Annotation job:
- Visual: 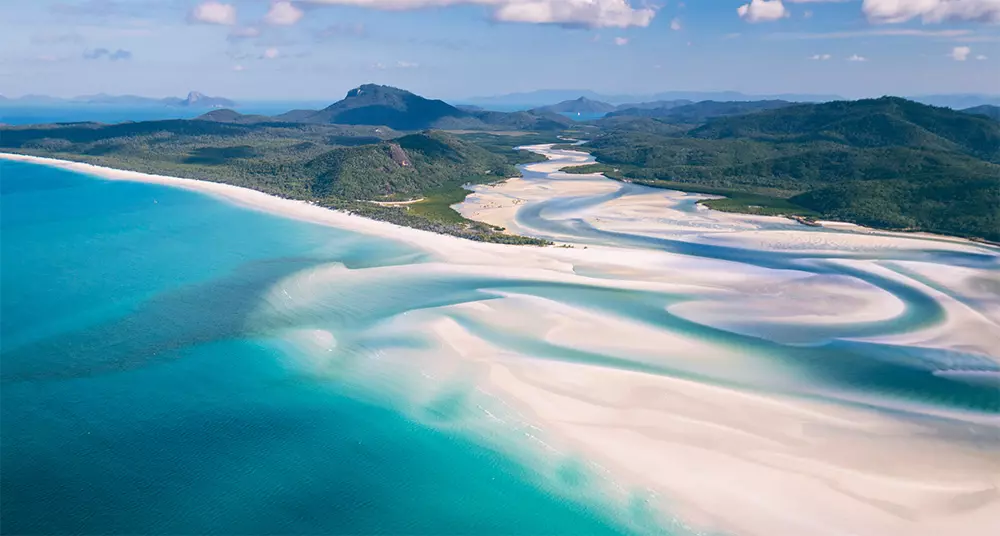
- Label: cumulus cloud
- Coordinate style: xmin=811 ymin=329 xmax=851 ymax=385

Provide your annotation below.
xmin=264 ymin=1 xmax=305 ymax=25
xmin=847 ymin=54 xmax=867 ymax=61
xmin=83 ymin=48 xmax=132 ymax=61
xmin=809 ymin=53 xmax=831 ymax=60
xmin=738 ymin=0 xmax=788 ymax=23
xmin=670 ymin=17 xmax=681 ymax=30
xmin=951 ymin=45 xmax=972 ymax=60
xmin=862 ymin=0 xmax=1000 ymax=24
xmin=300 ymin=0 xmax=655 ymax=28
xmin=614 ymin=36 xmax=629 ymax=45
xmin=189 ymin=1 xmax=237 ymax=25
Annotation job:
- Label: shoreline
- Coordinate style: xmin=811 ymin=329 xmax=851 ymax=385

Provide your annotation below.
xmin=3 ymin=149 xmax=991 ymax=253
xmin=5 ymin=150 xmax=1000 ymax=536
xmin=553 ymin=147 xmax=999 ymax=249
xmin=0 ymin=152 xmax=529 ymax=258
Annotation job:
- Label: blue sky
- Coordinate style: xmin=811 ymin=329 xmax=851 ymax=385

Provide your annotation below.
xmin=1 ymin=0 xmax=998 ymax=100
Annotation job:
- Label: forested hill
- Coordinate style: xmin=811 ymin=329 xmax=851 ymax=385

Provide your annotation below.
xmin=606 ymin=100 xmax=793 ymax=122
xmin=566 ymin=97 xmax=1000 ymax=242
xmin=0 ymin=119 xmax=555 ymax=244
xmin=962 ymin=105 xmax=1000 ymax=122
xmin=261 ymin=84 xmax=572 ymax=131
xmin=689 ymin=97 xmax=1000 ymax=162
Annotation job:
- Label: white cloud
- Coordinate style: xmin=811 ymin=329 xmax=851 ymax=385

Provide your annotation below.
xmin=190 ymin=1 xmax=237 ymax=25
xmin=862 ymin=0 xmax=1000 ymax=24
xmin=396 ymin=60 xmax=419 ymax=68
xmin=951 ymin=45 xmax=972 ymax=60
xmin=738 ymin=0 xmax=788 ymax=23
xmin=976 ymin=54 xmax=989 ymax=59
xmin=670 ymin=17 xmax=682 ymax=30
xmin=262 ymin=47 xmax=280 ymax=59
xmin=300 ymin=0 xmax=655 ymax=28
xmin=264 ymin=1 xmax=305 ymax=25
xmin=809 ymin=53 xmax=831 ymax=60
xmin=233 ymin=64 xmax=246 ymax=71
xmin=614 ymin=36 xmax=629 ymax=45
xmin=847 ymin=54 xmax=867 ymax=61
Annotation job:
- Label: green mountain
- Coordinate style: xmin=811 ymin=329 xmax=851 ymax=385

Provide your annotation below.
xmin=0 ymin=119 xmax=554 ymax=243
xmin=265 ymin=84 xmax=572 ymax=131
xmin=304 ymin=131 xmax=517 ymax=199
xmin=689 ymin=97 xmax=1000 ymax=161
xmin=607 ymin=100 xmax=793 ymax=122
xmin=277 ymin=84 xmax=467 ymax=129
xmin=569 ymin=97 xmax=1000 ymax=241
xmin=962 ymin=105 xmax=1000 ymax=122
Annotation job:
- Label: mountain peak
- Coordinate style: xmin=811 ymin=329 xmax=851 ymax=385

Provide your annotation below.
xmin=345 ymin=84 xmax=408 ymax=99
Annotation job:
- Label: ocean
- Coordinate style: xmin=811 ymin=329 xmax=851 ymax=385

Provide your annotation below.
xmin=3 ymin=148 xmax=998 ymax=535
xmin=0 ymin=161 xmax=649 ymax=535
xmin=0 ymin=102 xmax=332 ymax=125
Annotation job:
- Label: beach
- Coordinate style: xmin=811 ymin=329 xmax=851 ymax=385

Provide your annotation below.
xmin=3 ymin=148 xmax=999 ymax=536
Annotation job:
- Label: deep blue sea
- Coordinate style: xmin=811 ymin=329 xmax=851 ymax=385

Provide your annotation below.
xmin=0 ymin=161 xmax=638 ymax=535
xmin=0 ymin=102 xmax=331 ymax=125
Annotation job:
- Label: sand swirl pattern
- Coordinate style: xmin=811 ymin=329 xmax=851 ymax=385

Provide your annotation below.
xmin=3 ymin=150 xmax=999 ymax=535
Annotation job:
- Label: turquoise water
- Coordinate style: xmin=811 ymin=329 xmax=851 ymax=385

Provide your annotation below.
xmin=4 ymin=156 xmax=999 ymax=535
xmin=0 ymin=161 xmax=645 ymax=535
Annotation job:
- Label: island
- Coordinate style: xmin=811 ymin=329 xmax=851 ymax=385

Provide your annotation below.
xmin=3 ymin=85 xmax=998 ymax=243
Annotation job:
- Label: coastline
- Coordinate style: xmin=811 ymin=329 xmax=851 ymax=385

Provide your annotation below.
xmin=554 ymin=147 xmax=999 ymax=248
xmin=4 ymin=150 xmax=1000 ymax=536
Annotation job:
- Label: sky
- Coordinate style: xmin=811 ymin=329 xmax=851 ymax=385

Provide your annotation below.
xmin=1 ymin=0 xmax=998 ymax=101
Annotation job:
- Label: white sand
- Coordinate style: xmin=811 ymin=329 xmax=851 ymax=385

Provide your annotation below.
xmin=5 ymin=150 xmax=999 ymax=536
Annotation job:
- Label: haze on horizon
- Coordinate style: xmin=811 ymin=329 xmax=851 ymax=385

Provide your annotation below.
xmin=1 ymin=0 xmax=998 ymax=101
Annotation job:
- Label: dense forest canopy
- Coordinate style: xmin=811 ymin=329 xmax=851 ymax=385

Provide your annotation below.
xmin=2 ymin=88 xmax=997 ymax=243
xmin=567 ymin=97 xmax=1000 ymax=241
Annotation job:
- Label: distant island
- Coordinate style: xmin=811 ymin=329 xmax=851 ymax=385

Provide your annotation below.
xmin=2 ymin=84 xmax=998 ymax=243
xmin=0 ymin=91 xmax=236 ymax=108
xmin=531 ymin=97 xmax=618 ymax=115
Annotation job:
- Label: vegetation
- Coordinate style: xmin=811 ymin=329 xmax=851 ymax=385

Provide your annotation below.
xmin=7 ymin=90 xmax=997 ymax=243
xmin=0 ymin=119 xmax=556 ymax=245
xmin=962 ymin=105 xmax=1000 ymax=122
xmin=248 ymin=84 xmax=574 ymax=131
xmin=606 ymin=100 xmax=794 ymax=123
xmin=565 ymin=97 xmax=1000 ymax=241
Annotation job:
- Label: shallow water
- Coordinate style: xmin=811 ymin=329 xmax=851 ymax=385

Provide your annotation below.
xmin=0 ymin=161 xmax=653 ymax=535
xmin=3 ymin=148 xmax=999 ymax=535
